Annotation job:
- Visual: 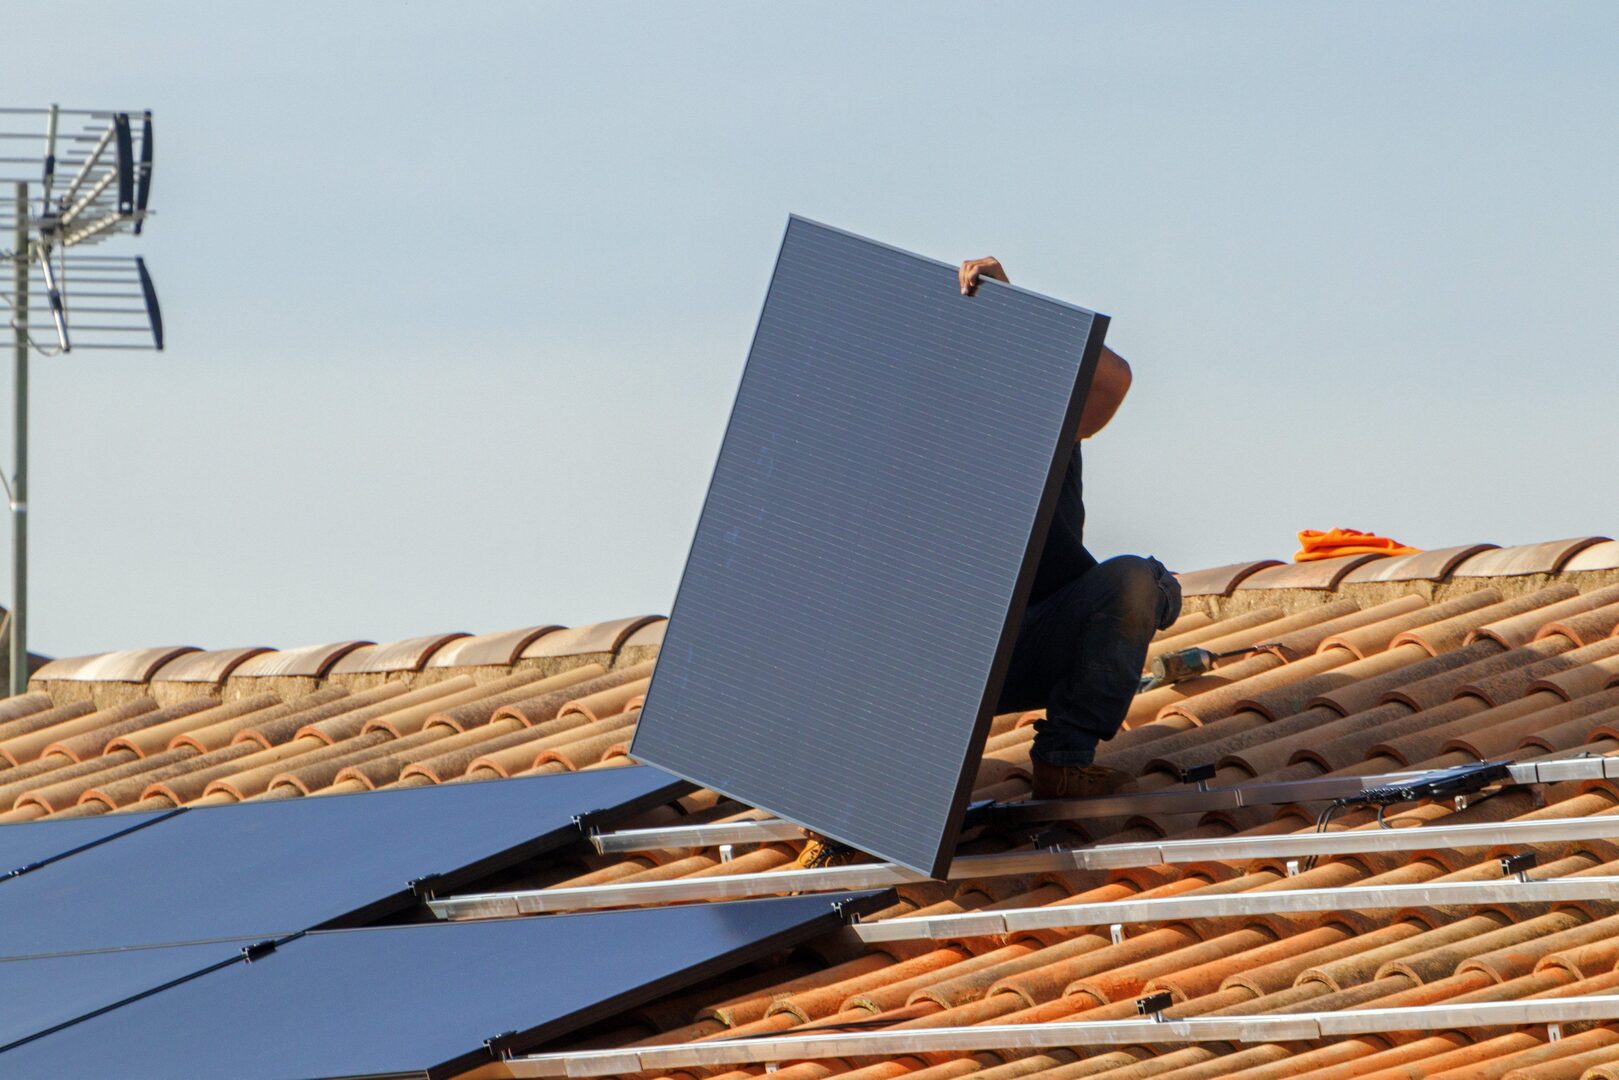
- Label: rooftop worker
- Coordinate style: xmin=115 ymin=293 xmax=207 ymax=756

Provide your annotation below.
xmin=960 ymin=257 xmax=1182 ymax=800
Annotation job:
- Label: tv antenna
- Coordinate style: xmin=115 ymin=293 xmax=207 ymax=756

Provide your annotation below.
xmin=0 ymin=105 xmax=163 ymax=695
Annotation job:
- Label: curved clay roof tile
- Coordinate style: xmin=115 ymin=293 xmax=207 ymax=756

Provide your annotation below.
xmin=1341 ymin=544 xmax=1500 ymax=584
xmin=426 ymin=626 xmax=563 ymax=668
xmin=33 ymin=646 xmax=201 ymax=684
xmin=1451 ymin=536 xmax=1611 ymax=578
xmin=233 ymin=641 xmax=372 ymax=679
xmin=1235 ymin=554 xmax=1387 ymax=592
xmin=520 ymin=616 xmax=665 ymax=659
xmin=1174 ymin=560 xmax=1283 ymax=598
xmin=327 ymin=633 xmax=471 ymax=675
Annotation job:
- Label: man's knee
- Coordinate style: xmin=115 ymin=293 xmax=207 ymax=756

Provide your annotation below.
xmin=1093 ymin=555 xmax=1181 ymax=633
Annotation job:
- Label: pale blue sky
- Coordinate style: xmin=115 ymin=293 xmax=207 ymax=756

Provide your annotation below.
xmin=8 ymin=2 xmax=1618 ymax=657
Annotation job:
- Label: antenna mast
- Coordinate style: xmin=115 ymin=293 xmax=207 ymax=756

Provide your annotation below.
xmin=0 ymin=105 xmax=163 ymax=695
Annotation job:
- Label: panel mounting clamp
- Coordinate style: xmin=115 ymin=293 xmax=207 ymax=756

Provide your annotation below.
xmin=408 ymin=873 xmax=445 ymax=900
xmin=1137 ymin=991 xmax=1174 ymax=1022
xmin=485 ymin=1030 xmax=521 ymax=1059
xmin=240 ymin=939 xmax=277 ymax=963
xmin=1500 ymin=852 xmax=1537 ymax=883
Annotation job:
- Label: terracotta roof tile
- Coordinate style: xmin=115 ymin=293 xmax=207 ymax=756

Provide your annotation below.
xmin=1341 ymin=543 xmax=1501 ymax=583
xmin=149 ymin=647 xmax=273 ymax=684
xmin=32 ymin=646 xmax=200 ymax=683
xmin=325 ymin=633 xmax=471 ymax=675
xmin=1451 ymin=536 xmax=1613 ymax=577
xmin=1174 ymin=560 xmax=1283 ymax=597
xmin=1565 ymin=539 xmax=1619 ymax=573
xmin=232 ymin=640 xmax=372 ymax=678
xmin=519 ymin=616 xmax=664 ymax=658
xmin=18 ymin=552 xmax=1619 ymax=1076
xmin=425 ymin=626 xmax=562 ymax=668
xmin=1234 ymin=554 xmax=1389 ymax=591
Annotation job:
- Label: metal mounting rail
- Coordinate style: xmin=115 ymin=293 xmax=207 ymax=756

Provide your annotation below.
xmin=496 ymin=996 xmax=1619 ymax=1076
xmin=429 ymin=813 xmax=1619 ymax=918
xmin=851 ymin=875 xmax=1619 ymax=942
xmin=584 ymin=757 xmax=1619 ymax=854
xmin=590 ymin=818 xmax=804 ymax=853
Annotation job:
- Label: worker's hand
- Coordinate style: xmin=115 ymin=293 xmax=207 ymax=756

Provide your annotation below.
xmin=958 ymin=257 xmax=1009 ymax=296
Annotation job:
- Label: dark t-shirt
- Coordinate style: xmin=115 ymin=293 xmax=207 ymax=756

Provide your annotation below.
xmin=1027 ymin=442 xmax=1097 ymax=606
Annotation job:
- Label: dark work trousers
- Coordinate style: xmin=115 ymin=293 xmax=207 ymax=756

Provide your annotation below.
xmin=998 ymin=555 xmax=1182 ymax=766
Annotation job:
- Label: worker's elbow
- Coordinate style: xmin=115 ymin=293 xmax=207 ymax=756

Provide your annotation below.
xmin=1073 ymin=349 xmax=1131 ymax=440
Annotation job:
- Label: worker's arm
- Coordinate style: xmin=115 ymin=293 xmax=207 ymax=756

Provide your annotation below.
xmin=958 ymin=257 xmax=1131 ymax=440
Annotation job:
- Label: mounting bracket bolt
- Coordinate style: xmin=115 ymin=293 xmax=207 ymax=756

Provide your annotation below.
xmin=1181 ymin=763 xmax=1216 ymax=792
xmin=408 ymin=873 xmax=444 ymax=900
xmin=241 ymin=939 xmax=278 ymax=963
xmin=1500 ymin=852 xmax=1537 ymax=883
xmin=1136 ymin=991 xmax=1174 ymax=1022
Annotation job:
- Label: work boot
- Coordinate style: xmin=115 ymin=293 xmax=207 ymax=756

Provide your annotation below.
xmin=791 ymin=832 xmax=866 ymax=870
xmin=1031 ymin=760 xmax=1132 ymax=800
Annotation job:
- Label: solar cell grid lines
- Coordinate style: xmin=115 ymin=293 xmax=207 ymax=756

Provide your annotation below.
xmin=632 ymin=217 xmax=1108 ymax=876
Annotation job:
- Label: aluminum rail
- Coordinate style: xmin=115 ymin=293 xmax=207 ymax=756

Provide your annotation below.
xmin=852 ymin=875 xmax=1619 ymax=942
xmin=429 ymin=813 xmax=1619 ymax=918
xmin=584 ymin=757 xmax=1619 ymax=855
xmin=497 ymin=996 xmax=1619 ymax=1076
xmin=590 ymin=818 xmax=804 ymax=853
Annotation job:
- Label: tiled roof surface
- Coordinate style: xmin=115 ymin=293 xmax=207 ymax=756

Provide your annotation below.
xmin=13 ymin=535 xmax=1619 ymax=1078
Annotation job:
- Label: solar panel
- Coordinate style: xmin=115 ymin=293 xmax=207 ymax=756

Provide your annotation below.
xmin=0 ymin=935 xmax=259 ymax=1049
xmin=0 ymin=767 xmax=687 ymax=956
xmin=0 ymin=808 xmax=176 ymax=881
xmin=631 ymin=217 xmax=1108 ymax=876
xmin=0 ymin=893 xmax=883 ymax=1078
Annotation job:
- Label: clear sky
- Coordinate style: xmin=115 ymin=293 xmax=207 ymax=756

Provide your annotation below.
xmin=7 ymin=2 xmax=1618 ymax=657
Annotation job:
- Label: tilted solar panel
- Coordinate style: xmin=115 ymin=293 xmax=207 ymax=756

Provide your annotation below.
xmin=0 ymin=767 xmax=687 ymax=957
xmin=0 ymin=893 xmax=883 ymax=1078
xmin=632 ymin=217 xmax=1108 ymax=876
xmin=0 ymin=807 xmax=176 ymax=881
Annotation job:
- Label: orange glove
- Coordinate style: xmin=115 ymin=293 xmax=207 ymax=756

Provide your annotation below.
xmin=1294 ymin=528 xmax=1421 ymax=563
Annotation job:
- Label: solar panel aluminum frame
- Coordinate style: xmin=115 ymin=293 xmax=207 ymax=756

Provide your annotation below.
xmin=632 ymin=216 xmax=1109 ymax=878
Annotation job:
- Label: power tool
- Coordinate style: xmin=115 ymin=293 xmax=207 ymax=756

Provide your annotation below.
xmin=1138 ymin=642 xmax=1280 ymax=693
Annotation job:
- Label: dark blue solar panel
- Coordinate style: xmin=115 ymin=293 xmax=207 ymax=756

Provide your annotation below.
xmin=0 ymin=893 xmax=880 ymax=1078
xmin=0 ymin=808 xmax=176 ymax=881
xmin=0 ymin=936 xmax=258 ymax=1049
xmin=0 ymin=767 xmax=687 ymax=957
xmin=632 ymin=217 xmax=1108 ymax=876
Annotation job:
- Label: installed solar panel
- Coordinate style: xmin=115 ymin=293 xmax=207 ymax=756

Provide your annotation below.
xmin=631 ymin=217 xmax=1108 ymax=876
xmin=0 ymin=935 xmax=259 ymax=1049
xmin=0 ymin=808 xmax=175 ymax=881
xmin=0 ymin=893 xmax=882 ymax=1078
xmin=0 ymin=767 xmax=686 ymax=956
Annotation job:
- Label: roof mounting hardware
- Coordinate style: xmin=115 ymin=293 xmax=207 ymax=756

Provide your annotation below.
xmin=444 ymin=810 xmax=1619 ymax=917
xmin=2 ymin=104 xmax=162 ymax=695
xmin=408 ymin=873 xmax=445 ymax=900
xmin=979 ymin=759 xmax=1519 ymax=831
xmin=240 ymin=940 xmax=277 ymax=963
xmin=485 ymin=1030 xmax=520 ymax=1058
xmin=849 ymin=875 xmax=1619 ymax=944
xmin=497 ymin=997 xmax=1619 ymax=1076
xmin=1501 ymin=852 xmax=1538 ymax=882
xmin=1338 ymin=760 xmax=1511 ymax=807
xmin=1137 ymin=991 xmax=1174 ymax=1022
xmin=1181 ymin=763 xmax=1216 ymax=792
